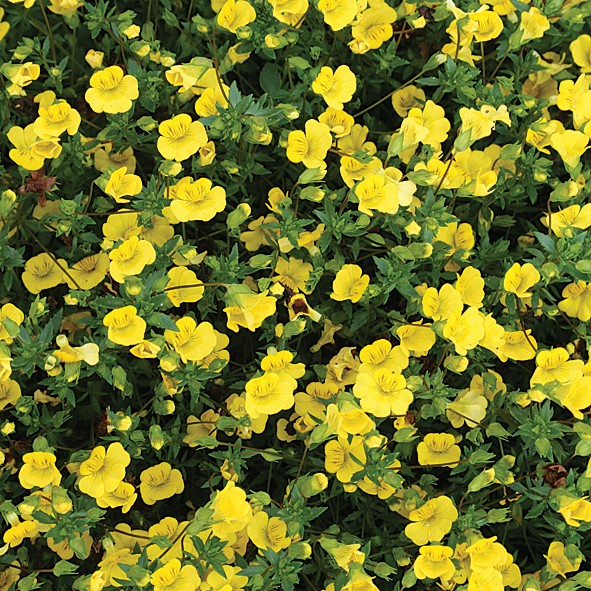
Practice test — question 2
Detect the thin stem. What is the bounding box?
[38,0,57,63]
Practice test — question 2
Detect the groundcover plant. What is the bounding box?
[2,0,591,589]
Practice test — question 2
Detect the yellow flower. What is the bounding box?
[470,10,503,42]
[0,303,24,344]
[342,564,380,591]
[22,253,66,294]
[355,174,399,216]
[109,236,156,284]
[183,409,219,447]
[167,176,226,222]
[85,66,139,114]
[94,145,137,173]
[557,495,591,526]
[157,114,208,162]
[273,256,313,293]
[331,264,369,303]
[19,451,61,489]
[545,541,583,577]
[217,0,257,33]
[570,34,591,73]
[267,0,308,27]
[224,285,277,332]
[559,376,591,419]
[468,569,504,591]
[541,204,591,238]
[408,100,451,148]
[204,565,248,591]
[405,496,458,546]
[103,306,147,346]
[3,62,40,95]
[140,462,184,505]
[495,554,521,588]
[435,222,475,271]
[150,559,200,591]
[0,8,10,42]
[495,330,537,362]
[413,545,455,580]
[391,85,426,118]
[85,49,104,69]
[417,433,461,468]
[446,388,488,428]
[359,339,408,374]
[3,520,38,548]
[324,435,366,483]
[164,317,216,363]
[96,548,136,587]
[261,350,305,385]
[53,335,99,366]
[556,76,591,129]
[48,0,83,16]
[312,65,357,110]
[350,3,397,53]
[396,323,436,357]
[104,167,142,203]
[8,124,61,170]
[65,253,110,290]
[245,373,295,416]
[33,101,81,138]
[530,348,583,386]
[287,119,332,169]
[96,481,137,514]
[210,481,253,538]
[320,538,366,571]
[78,442,130,498]
[558,281,591,321]
[166,267,204,306]
[353,369,412,418]
[0,379,21,411]
[247,511,291,551]
[550,130,589,169]
[518,7,550,44]
[317,0,357,30]
[422,284,463,321]
[503,262,540,299]
[467,536,508,570]
[130,340,161,359]
[443,307,485,356]
[455,266,484,308]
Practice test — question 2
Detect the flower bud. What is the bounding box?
[300,473,328,498]
[236,26,251,39]
[288,541,312,560]
[1,422,15,435]
[0,190,17,216]
[85,50,104,69]
[149,424,166,450]
[124,277,143,296]
[159,160,183,177]
[52,487,73,514]
[227,203,251,229]
[160,353,180,373]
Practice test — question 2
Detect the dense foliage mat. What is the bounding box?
[2,0,591,589]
